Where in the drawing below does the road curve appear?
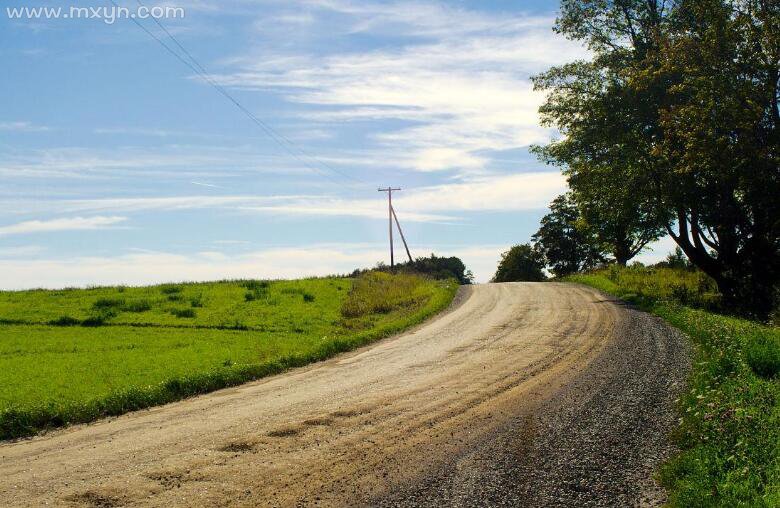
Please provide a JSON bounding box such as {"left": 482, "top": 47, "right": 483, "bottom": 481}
{"left": 0, "top": 282, "right": 688, "bottom": 507}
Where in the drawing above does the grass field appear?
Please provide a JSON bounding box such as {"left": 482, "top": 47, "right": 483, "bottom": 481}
{"left": 567, "top": 266, "right": 779, "bottom": 506}
{"left": 0, "top": 272, "right": 458, "bottom": 440}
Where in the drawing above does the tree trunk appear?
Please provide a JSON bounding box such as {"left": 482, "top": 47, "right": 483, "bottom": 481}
{"left": 614, "top": 236, "right": 631, "bottom": 266}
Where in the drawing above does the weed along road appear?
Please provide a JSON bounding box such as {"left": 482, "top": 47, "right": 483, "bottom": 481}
{"left": 0, "top": 282, "right": 688, "bottom": 507}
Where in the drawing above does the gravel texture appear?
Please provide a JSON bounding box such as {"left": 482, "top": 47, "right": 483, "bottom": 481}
{"left": 376, "top": 299, "right": 690, "bottom": 507}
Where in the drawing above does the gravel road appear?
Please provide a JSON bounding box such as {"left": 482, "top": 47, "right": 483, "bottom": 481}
{"left": 0, "top": 282, "right": 688, "bottom": 507}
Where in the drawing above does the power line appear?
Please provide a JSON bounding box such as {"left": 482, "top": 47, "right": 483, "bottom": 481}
{"left": 110, "top": 0, "right": 364, "bottom": 186}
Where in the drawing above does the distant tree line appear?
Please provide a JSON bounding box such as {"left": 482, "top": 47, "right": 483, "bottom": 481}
{"left": 496, "top": 0, "right": 778, "bottom": 318}
{"left": 355, "top": 254, "right": 474, "bottom": 285}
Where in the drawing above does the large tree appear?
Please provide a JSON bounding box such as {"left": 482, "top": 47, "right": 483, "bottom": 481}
{"left": 646, "top": 0, "right": 780, "bottom": 316}
{"left": 532, "top": 193, "right": 606, "bottom": 276}
{"left": 534, "top": 0, "right": 780, "bottom": 316}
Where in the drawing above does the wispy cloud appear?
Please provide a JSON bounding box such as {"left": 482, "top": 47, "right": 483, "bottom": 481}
{"left": 50, "top": 171, "right": 564, "bottom": 221}
{"left": 242, "top": 172, "right": 565, "bottom": 220}
{"left": 93, "top": 127, "right": 183, "bottom": 137}
{"left": 62, "top": 195, "right": 313, "bottom": 213}
{"left": 209, "top": 1, "right": 587, "bottom": 174}
{"left": 0, "top": 145, "right": 318, "bottom": 180}
{"left": 264, "top": 0, "right": 556, "bottom": 38}
{"left": 190, "top": 181, "right": 223, "bottom": 189}
{"left": 0, "top": 121, "right": 50, "bottom": 132}
{"left": 0, "top": 245, "right": 44, "bottom": 258}
{"left": 0, "top": 216, "right": 127, "bottom": 236}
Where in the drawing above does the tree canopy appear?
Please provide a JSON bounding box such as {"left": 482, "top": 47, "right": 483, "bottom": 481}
{"left": 532, "top": 194, "right": 606, "bottom": 276}
{"left": 493, "top": 244, "right": 546, "bottom": 282}
{"left": 533, "top": 0, "right": 780, "bottom": 317}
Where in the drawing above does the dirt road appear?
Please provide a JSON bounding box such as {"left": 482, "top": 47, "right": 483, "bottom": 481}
{"left": 0, "top": 282, "right": 688, "bottom": 507}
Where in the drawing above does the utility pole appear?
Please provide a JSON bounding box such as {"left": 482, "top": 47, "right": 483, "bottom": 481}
{"left": 378, "top": 187, "right": 400, "bottom": 267}
{"left": 378, "top": 187, "right": 413, "bottom": 268}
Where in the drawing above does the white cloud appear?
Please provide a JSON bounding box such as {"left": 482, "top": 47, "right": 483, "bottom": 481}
{"left": 93, "top": 127, "right": 183, "bottom": 137}
{"left": 0, "top": 246, "right": 382, "bottom": 290}
{"left": 51, "top": 171, "right": 564, "bottom": 221}
{"left": 0, "top": 121, "right": 49, "bottom": 132}
{"left": 0, "top": 242, "right": 506, "bottom": 289}
{"left": 394, "top": 172, "right": 565, "bottom": 213}
{"left": 0, "top": 145, "right": 317, "bottom": 179}
{"left": 0, "top": 216, "right": 127, "bottom": 236}
{"left": 62, "top": 195, "right": 314, "bottom": 213}
{"left": 293, "top": 0, "right": 557, "bottom": 38}
{"left": 190, "top": 181, "right": 223, "bottom": 189}
{"left": 0, "top": 245, "right": 44, "bottom": 258}
{"left": 210, "top": 2, "right": 588, "bottom": 175}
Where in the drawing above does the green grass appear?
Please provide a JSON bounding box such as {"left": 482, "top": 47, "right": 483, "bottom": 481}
{"left": 0, "top": 273, "right": 458, "bottom": 440}
{"left": 567, "top": 266, "right": 779, "bottom": 506}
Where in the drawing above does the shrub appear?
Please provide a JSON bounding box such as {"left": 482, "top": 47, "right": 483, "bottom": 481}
{"left": 81, "top": 315, "right": 108, "bottom": 327}
{"left": 583, "top": 264, "right": 721, "bottom": 311}
{"left": 49, "top": 316, "right": 81, "bottom": 326}
{"left": 303, "top": 293, "right": 315, "bottom": 302}
{"left": 170, "top": 308, "right": 196, "bottom": 318}
{"left": 244, "top": 281, "right": 271, "bottom": 302}
{"left": 241, "top": 280, "right": 270, "bottom": 291}
{"left": 92, "top": 298, "right": 125, "bottom": 311}
{"left": 159, "top": 284, "right": 182, "bottom": 295}
{"left": 122, "top": 300, "right": 151, "bottom": 313}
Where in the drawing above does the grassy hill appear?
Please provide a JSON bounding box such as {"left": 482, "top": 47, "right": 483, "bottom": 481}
{"left": 0, "top": 272, "right": 458, "bottom": 440}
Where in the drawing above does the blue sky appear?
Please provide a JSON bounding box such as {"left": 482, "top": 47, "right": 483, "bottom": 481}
{"left": 0, "top": 0, "right": 675, "bottom": 287}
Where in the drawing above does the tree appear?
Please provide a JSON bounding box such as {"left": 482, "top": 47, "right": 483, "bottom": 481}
{"left": 356, "top": 254, "right": 474, "bottom": 284}
{"left": 532, "top": 193, "right": 606, "bottom": 276}
{"left": 493, "top": 244, "right": 546, "bottom": 282}
{"left": 657, "top": 247, "right": 693, "bottom": 270}
{"left": 644, "top": 0, "right": 780, "bottom": 316}
{"left": 552, "top": 162, "right": 666, "bottom": 265}
{"left": 405, "top": 254, "right": 474, "bottom": 284}
{"left": 533, "top": 0, "right": 780, "bottom": 317}
{"left": 573, "top": 181, "right": 665, "bottom": 266}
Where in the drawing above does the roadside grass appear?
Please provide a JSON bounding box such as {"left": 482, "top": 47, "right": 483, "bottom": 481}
{"left": 567, "top": 267, "right": 779, "bottom": 506}
{"left": 341, "top": 271, "right": 433, "bottom": 318}
{"left": 0, "top": 273, "right": 458, "bottom": 440}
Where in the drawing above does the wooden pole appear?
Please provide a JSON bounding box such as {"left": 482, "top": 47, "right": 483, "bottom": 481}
{"left": 378, "top": 187, "right": 401, "bottom": 268}
{"left": 391, "top": 205, "right": 413, "bottom": 263}
{"left": 388, "top": 188, "right": 394, "bottom": 268}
